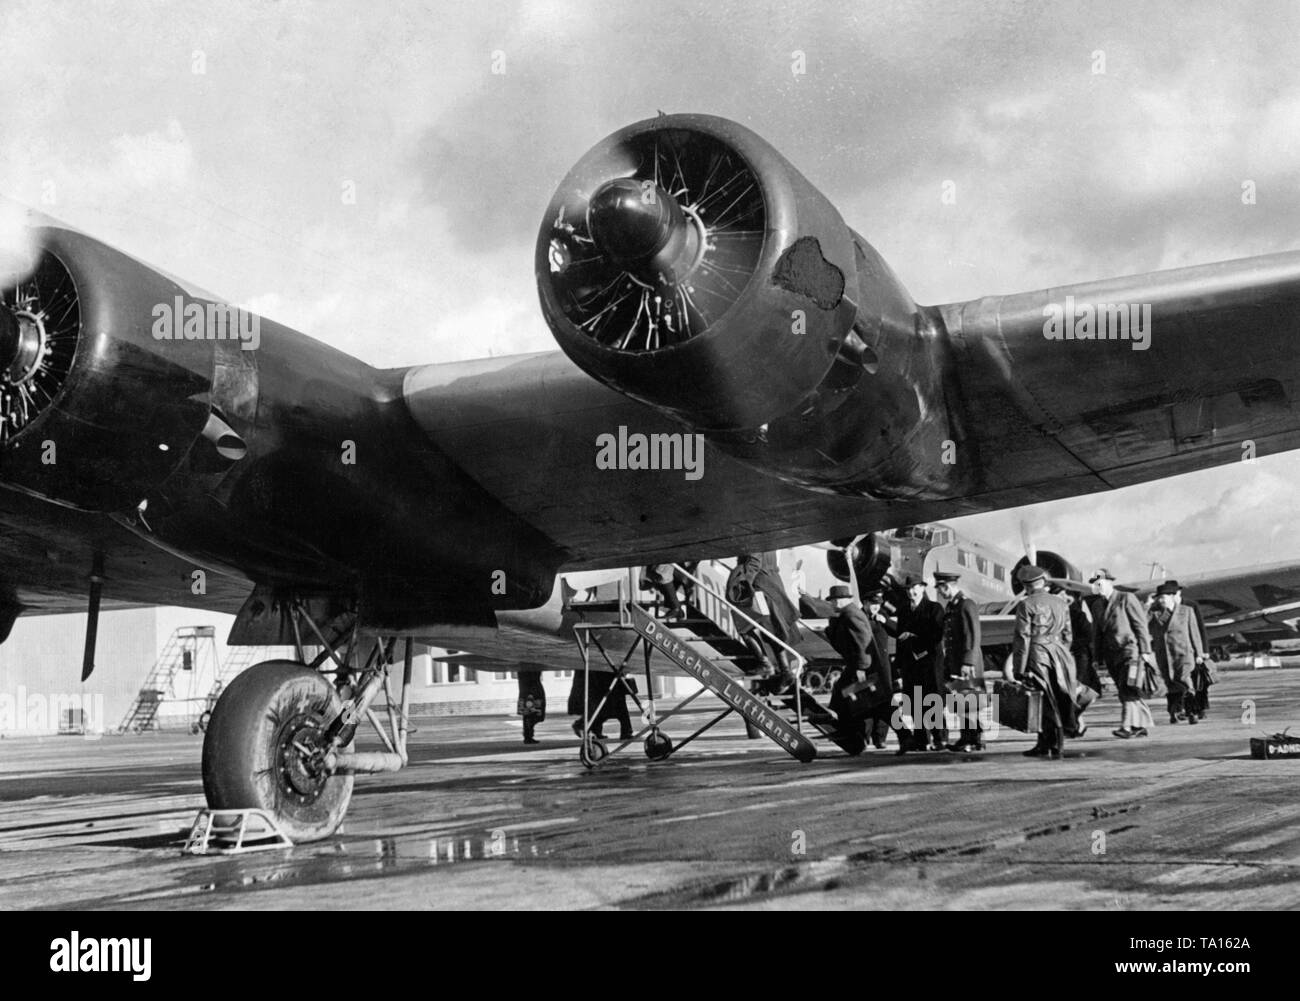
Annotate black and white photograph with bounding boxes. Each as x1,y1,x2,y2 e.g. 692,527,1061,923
0,0,1296,965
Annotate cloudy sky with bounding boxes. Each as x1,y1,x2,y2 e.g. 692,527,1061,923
2,0,1298,581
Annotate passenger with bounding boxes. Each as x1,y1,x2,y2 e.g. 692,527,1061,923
883,574,946,751
1010,565,1081,759
1055,586,1100,728
1170,581,1214,720
569,669,635,742
825,585,895,750
1067,590,1104,700
1090,569,1157,739
643,564,684,621
935,570,984,753
593,673,636,742
516,668,546,745
727,552,804,690
675,560,700,608
1149,581,1205,725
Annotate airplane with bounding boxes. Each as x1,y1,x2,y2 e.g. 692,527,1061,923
814,526,1300,664
3,112,1300,842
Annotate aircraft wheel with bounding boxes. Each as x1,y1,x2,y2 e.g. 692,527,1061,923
804,671,825,693
202,661,354,843
579,735,608,769
195,709,212,733
644,731,673,760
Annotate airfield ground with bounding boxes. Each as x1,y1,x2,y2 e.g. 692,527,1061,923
2,664,1299,910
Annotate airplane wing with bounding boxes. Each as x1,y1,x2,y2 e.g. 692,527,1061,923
4,114,1300,657
407,114,1300,575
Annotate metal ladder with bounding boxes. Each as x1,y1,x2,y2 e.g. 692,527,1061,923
118,626,220,732
193,644,268,732
567,564,863,768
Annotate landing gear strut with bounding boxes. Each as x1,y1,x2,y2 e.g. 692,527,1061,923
201,600,415,843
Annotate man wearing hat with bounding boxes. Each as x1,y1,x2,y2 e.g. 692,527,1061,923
883,574,947,751
1091,569,1157,738
1011,564,1080,759
935,571,984,752
825,585,895,750
1149,581,1206,724
1168,581,1214,720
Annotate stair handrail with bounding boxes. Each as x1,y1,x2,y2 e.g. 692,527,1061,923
667,563,806,676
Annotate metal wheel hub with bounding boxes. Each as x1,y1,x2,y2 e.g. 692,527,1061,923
277,714,330,800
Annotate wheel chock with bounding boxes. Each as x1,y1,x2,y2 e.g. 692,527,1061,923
184,808,294,855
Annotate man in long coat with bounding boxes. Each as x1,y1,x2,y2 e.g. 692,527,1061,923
1170,580,1214,720
728,552,803,689
935,571,984,752
1090,569,1156,738
884,574,946,751
1010,565,1079,759
1149,581,1206,724
826,585,895,750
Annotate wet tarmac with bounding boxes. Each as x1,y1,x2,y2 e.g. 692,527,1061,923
3,667,1300,910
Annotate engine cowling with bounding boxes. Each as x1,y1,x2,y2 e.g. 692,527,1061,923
827,534,892,591
0,222,224,511
537,114,967,499
1011,550,1083,594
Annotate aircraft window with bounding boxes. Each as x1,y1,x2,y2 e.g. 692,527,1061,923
934,530,952,545
977,557,989,575
957,549,972,567
994,564,1006,582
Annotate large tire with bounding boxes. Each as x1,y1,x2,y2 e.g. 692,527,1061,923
202,661,353,843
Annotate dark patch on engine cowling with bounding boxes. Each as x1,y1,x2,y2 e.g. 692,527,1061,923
771,237,845,310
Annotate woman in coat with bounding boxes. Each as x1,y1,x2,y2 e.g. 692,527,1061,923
1010,565,1080,759
1148,582,1205,724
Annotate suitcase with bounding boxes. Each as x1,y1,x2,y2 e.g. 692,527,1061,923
1250,733,1300,759
992,679,1042,733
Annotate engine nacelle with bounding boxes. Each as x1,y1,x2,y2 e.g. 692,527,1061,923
0,223,232,511
827,534,893,591
537,114,967,499
1011,550,1083,594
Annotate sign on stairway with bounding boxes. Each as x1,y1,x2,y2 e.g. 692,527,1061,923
629,605,817,763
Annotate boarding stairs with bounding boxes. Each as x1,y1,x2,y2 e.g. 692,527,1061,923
566,564,863,767
118,626,220,733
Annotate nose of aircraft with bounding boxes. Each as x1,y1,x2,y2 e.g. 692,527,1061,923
586,177,680,266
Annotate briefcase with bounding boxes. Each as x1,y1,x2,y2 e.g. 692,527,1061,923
838,679,887,720
992,679,1042,733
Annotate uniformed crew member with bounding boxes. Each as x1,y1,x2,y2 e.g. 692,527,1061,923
1090,569,1156,739
883,574,946,751
935,570,984,753
1149,581,1206,725
826,585,895,751
1010,565,1080,759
